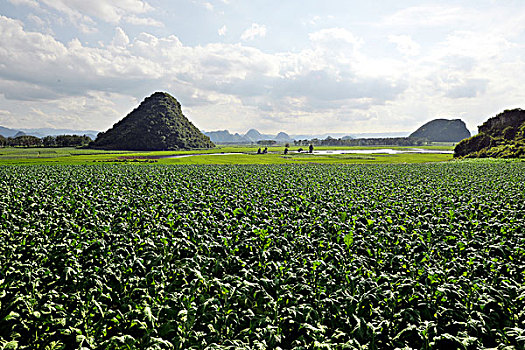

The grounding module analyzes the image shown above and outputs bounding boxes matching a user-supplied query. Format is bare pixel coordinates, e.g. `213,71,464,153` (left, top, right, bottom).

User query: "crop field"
0,146,453,165
0,161,524,349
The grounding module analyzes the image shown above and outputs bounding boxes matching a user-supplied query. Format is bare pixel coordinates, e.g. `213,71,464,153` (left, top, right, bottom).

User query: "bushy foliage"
6,135,43,147
90,92,214,151
1,163,524,349
454,109,525,158
42,135,92,147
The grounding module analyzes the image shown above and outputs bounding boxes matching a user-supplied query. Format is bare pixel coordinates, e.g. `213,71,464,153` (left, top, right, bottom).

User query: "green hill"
409,119,471,142
454,109,525,158
90,92,214,151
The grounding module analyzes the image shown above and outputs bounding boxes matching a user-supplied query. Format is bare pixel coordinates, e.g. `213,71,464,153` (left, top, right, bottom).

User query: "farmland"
1,161,524,349
0,146,453,165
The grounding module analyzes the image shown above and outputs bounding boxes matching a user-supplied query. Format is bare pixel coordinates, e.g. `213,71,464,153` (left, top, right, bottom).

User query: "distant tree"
294,137,426,147
257,140,277,146
9,135,43,147
0,135,6,147
55,135,92,147
42,136,57,147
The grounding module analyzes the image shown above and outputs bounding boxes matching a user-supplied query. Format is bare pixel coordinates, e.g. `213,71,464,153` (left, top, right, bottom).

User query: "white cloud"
309,28,360,46
124,15,164,27
389,35,420,56
111,27,130,48
0,14,410,132
7,0,38,8
241,23,267,41
33,0,154,31
308,28,363,61
2,0,525,134
384,5,467,27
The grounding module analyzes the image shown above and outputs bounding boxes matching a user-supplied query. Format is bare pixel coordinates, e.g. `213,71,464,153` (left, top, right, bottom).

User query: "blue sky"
1,0,524,134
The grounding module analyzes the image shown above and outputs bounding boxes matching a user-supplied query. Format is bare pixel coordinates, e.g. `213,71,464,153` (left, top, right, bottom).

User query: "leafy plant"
0,162,524,348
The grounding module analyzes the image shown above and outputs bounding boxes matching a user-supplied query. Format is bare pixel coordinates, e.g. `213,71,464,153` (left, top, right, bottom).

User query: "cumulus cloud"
12,0,158,31
241,23,267,41
111,27,130,48
42,0,153,23
7,0,38,8
445,79,488,99
309,28,361,46
384,5,467,27
218,25,227,36
124,15,163,27
0,16,161,100
389,35,420,56
0,15,410,131
2,0,525,134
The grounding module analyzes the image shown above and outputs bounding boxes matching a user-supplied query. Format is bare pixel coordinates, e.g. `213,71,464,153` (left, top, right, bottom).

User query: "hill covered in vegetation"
90,92,214,151
409,119,471,142
454,109,525,158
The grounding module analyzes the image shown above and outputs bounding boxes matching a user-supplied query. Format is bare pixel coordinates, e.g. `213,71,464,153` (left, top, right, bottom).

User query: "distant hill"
275,131,292,141
204,129,411,144
204,129,290,144
0,126,98,139
409,119,471,142
204,130,249,144
20,128,99,139
0,126,22,138
90,92,214,151
245,129,264,142
454,109,525,158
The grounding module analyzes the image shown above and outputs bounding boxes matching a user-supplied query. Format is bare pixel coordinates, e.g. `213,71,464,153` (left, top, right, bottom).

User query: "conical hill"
90,92,214,151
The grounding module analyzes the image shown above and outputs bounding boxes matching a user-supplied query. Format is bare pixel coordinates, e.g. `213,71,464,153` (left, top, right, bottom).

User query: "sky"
0,0,524,135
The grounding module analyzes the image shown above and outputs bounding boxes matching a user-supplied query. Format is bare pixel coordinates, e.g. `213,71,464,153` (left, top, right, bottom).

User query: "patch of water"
309,148,453,155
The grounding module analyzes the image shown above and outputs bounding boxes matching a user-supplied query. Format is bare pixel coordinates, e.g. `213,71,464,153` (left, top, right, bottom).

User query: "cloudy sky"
1,0,524,134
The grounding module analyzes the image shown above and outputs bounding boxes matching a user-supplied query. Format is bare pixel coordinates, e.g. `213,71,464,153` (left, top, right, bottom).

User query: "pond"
308,148,454,155
126,148,453,160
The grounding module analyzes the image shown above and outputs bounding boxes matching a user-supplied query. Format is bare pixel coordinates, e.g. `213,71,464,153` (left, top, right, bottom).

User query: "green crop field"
0,146,453,165
1,161,524,349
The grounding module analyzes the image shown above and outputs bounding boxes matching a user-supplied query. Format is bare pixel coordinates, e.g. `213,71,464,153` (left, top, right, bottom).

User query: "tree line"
294,137,427,147
0,134,92,148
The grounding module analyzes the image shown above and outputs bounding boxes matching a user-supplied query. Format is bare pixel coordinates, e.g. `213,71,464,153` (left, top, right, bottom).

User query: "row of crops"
0,162,524,349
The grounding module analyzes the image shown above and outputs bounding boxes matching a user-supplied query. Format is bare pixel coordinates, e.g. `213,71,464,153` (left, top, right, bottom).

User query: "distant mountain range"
1,124,477,144
0,126,99,139
0,126,22,138
2,124,411,143
202,129,419,144
204,129,294,144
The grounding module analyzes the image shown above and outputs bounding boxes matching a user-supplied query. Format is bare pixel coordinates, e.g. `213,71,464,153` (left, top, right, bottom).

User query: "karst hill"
90,92,214,151
454,108,525,158
409,119,471,142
